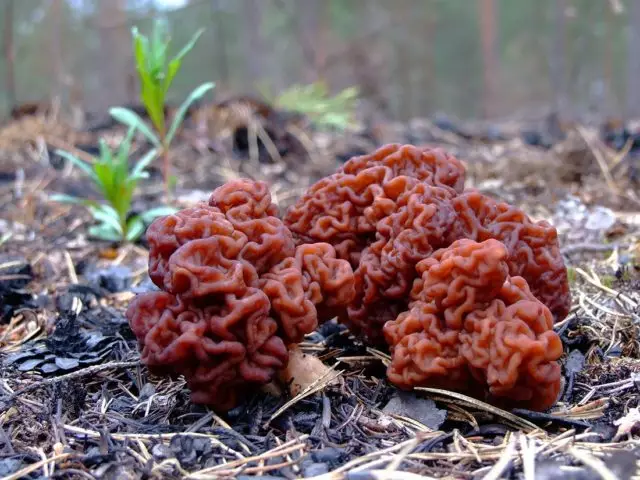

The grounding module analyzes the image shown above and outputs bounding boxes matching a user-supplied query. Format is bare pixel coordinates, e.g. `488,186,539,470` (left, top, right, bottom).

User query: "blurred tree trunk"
603,1,624,115
604,2,613,103
3,0,16,108
243,0,265,90
49,0,64,102
96,0,130,111
479,0,499,118
210,0,229,89
628,0,640,118
550,0,567,114
296,0,328,84
395,0,413,119
420,3,437,116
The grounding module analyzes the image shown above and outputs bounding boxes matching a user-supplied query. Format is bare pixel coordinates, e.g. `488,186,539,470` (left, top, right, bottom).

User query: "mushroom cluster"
283,143,570,410
126,180,355,410
384,238,563,411
285,145,569,345
127,144,571,411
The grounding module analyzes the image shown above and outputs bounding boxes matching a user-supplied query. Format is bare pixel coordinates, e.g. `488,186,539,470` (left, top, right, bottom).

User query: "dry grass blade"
265,366,343,426
307,436,438,480
482,435,517,480
63,250,78,284
63,424,245,459
249,117,284,166
519,433,535,480
335,355,379,364
0,310,45,350
608,135,633,176
8,360,140,399
366,347,391,367
415,387,539,432
383,436,422,472
574,267,637,309
574,125,619,195
382,412,436,433
346,471,437,480
1,453,71,480
564,398,609,416
185,435,308,478
286,123,323,165
447,403,479,429
568,447,618,480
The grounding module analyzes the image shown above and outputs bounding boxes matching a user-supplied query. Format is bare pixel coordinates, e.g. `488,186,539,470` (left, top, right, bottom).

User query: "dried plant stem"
2,453,71,480
8,360,140,400
575,126,618,195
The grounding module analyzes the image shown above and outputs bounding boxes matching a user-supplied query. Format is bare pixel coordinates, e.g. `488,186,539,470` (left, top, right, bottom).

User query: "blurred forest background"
0,0,638,123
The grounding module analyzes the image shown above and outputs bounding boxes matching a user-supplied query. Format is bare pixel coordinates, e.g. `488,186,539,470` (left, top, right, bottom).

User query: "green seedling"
266,81,359,131
110,18,214,196
50,126,177,243
600,274,616,289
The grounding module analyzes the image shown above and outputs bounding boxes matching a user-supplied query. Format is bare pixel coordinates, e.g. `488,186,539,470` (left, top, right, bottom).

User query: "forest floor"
0,108,640,479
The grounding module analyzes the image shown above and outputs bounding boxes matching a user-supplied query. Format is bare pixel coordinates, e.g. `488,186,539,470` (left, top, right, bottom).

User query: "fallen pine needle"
266,366,343,426
568,447,618,480
415,387,539,432
1,453,71,480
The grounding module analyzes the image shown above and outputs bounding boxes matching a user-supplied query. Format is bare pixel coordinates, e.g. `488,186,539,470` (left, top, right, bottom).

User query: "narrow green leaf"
112,126,136,197
106,173,134,224
153,44,169,84
49,193,96,207
164,58,182,95
152,45,169,80
89,223,123,242
140,206,178,224
112,179,135,223
92,203,122,222
98,139,113,165
165,82,215,145
132,28,150,76
117,124,137,162
139,85,165,135
136,61,155,99
125,216,146,242
0,232,12,247
151,18,169,71
164,28,204,94
88,205,123,234
109,107,160,147
54,149,98,182
170,28,204,66
93,162,115,202
130,148,158,178
131,171,150,181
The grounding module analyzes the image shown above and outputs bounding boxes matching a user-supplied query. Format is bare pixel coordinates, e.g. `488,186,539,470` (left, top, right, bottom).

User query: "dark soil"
1,108,639,479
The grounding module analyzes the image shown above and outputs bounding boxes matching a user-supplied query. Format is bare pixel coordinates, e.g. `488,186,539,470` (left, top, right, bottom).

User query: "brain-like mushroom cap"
127,288,286,410
127,179,355,411
346,184,460,343
146,206,237,289
339,143,466,193
383,239,563,411
284,146,570,346
451,191,571,320
283,144,467,265
208,177,279,221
